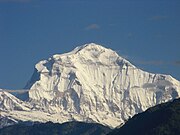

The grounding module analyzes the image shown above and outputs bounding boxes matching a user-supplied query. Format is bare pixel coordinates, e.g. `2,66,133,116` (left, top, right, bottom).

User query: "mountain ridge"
0,121,111,135
108,98,180,135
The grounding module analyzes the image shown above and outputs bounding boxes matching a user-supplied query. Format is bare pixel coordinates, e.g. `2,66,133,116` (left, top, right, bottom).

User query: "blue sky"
0,0,180,89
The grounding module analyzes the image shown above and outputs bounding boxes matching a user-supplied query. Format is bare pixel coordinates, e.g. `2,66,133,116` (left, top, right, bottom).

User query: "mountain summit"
0,43,180,128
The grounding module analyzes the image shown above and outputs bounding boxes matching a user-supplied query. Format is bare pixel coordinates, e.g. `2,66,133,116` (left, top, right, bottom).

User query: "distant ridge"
0,121,111,135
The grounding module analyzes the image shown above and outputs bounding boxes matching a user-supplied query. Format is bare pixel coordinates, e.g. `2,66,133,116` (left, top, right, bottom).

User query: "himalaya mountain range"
0,43,180,129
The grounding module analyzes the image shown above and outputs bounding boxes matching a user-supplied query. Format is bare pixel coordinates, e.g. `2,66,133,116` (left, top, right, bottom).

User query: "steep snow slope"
0,91,31,111
1,43,180,128
0,91,81,125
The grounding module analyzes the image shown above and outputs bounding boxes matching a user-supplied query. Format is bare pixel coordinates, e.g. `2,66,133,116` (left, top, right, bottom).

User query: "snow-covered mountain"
0,43,180,128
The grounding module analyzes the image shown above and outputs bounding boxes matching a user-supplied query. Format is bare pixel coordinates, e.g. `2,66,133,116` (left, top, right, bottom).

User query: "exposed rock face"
0,43,180,128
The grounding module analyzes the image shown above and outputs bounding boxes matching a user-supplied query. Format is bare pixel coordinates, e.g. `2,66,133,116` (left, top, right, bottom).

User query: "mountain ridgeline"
0,121,111,135
0,43,180,128
108,98,180,135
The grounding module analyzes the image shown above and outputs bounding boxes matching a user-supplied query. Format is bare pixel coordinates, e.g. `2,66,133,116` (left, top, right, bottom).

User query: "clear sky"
0,0,180,89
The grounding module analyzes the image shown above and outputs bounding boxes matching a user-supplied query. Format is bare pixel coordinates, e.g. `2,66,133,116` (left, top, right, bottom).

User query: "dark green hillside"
0,121,111,135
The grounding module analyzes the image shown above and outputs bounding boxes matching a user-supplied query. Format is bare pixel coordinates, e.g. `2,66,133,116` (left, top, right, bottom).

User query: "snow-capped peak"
1,43,180,128
54,43,116,56
35,43,133,74
52,43,120,62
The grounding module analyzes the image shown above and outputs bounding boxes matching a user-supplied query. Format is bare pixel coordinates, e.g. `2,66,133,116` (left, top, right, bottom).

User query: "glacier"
0,43,180,128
